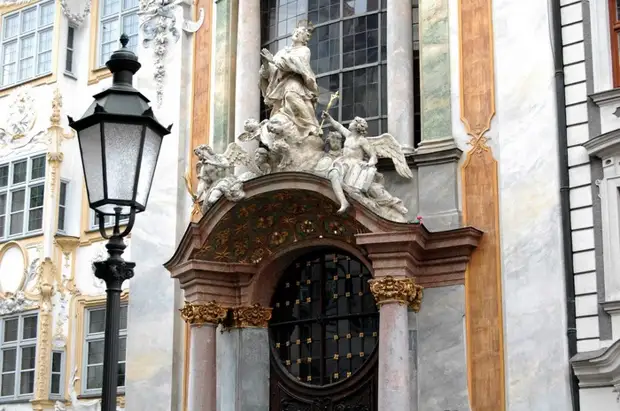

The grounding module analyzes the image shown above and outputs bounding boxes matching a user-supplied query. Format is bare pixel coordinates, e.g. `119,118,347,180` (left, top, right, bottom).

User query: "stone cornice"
590,88,620,107
583,129,620,159
571,340,620,388
355,227,483,287
602,300,620,315
414,137,463,166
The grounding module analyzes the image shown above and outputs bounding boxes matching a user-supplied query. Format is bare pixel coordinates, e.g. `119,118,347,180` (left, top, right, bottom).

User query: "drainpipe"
550,0,580,409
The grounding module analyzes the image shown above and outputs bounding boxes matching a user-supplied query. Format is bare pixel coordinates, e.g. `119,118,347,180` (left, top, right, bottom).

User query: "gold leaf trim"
179,301,227,325
368,276,424,312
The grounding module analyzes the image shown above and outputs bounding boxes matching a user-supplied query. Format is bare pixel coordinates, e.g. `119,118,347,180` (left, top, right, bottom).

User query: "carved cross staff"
318,91,340,130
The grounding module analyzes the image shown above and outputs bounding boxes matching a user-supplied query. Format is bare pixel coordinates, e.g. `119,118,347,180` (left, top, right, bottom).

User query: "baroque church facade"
0,0,616,410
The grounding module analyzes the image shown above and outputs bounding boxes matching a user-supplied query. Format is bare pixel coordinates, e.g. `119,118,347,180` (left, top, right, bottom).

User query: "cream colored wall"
0,1,142,409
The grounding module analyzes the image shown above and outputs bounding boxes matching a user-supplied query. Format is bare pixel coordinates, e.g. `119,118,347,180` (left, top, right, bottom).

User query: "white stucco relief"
191,21,413,222
139,0,204,106
0,86,46,158
59,0,92,26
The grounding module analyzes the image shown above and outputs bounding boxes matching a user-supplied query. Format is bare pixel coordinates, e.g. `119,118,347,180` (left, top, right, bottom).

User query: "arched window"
269,250,379,386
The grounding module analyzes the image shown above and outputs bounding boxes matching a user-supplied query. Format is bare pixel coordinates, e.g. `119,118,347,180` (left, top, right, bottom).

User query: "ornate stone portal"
170,17,484,411
190,21,414,223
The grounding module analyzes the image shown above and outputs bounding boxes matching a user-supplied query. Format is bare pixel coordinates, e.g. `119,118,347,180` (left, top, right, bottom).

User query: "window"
0,313,38,399
0,155,46,239
58,181,68,233
98,0,139,67
83,306,127,394
50,351,64,397
0,1,55,87
65,26,75,74
90,211,129,231
611,0,620,87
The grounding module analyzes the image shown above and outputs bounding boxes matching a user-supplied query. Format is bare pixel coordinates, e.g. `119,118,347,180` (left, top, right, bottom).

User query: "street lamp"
69,34,171,411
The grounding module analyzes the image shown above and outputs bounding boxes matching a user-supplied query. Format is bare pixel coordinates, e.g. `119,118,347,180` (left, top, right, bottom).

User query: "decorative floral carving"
179,301,227,325
193,190,368,264
231,303,272,328
53,292,69,348
59,0,92,27
368,276,424,312
0,291,37,315
139,0,204,106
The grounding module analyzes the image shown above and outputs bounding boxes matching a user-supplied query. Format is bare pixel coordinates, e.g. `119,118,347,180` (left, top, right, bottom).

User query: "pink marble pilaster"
378,302,410,410
188,324,217,411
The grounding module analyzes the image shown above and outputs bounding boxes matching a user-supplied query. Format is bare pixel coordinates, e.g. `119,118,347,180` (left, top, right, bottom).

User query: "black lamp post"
69,34,171,411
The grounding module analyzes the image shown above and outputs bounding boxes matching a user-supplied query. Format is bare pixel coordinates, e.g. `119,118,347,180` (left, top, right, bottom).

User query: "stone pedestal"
414,138,463,230
369,276,423,411
180,302,227,411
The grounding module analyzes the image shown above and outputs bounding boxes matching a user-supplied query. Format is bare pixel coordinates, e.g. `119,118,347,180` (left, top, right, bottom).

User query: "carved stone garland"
368,276,423,312
59,0,92,27
139,0,205,107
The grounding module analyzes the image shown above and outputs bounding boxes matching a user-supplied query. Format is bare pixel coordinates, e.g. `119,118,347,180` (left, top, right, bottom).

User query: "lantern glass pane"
135,126,162,207
103,122,143,208
80,123,105,205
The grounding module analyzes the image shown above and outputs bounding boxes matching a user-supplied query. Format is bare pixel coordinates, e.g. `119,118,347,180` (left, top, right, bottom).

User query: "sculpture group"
194,20,413,222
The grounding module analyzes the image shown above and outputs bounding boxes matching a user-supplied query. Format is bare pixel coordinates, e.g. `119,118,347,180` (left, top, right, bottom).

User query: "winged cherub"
320,111,413,216
194,142,261,212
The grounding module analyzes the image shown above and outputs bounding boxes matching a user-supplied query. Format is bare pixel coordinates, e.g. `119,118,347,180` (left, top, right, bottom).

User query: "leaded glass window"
261,0,420,144
269,251,379,385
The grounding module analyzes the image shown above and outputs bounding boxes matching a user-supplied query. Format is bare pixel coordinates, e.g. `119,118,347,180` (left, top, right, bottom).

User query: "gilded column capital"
369,276,424,312
179,301,227,326
231,303,272,328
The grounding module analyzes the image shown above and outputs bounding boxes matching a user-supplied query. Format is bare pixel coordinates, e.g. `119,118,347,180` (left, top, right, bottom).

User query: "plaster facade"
0,0,608,410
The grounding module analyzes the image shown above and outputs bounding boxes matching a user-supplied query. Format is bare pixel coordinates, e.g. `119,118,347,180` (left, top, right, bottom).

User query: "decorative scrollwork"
139,0,204,106
368,275,424,312
179,301,227,325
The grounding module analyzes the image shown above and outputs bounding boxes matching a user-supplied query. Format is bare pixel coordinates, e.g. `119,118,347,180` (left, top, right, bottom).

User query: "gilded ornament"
179,301,227,325
231,303,272,328
368,275,424,312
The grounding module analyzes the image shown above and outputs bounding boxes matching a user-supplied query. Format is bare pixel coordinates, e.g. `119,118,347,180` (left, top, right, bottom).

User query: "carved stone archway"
165,173,482,411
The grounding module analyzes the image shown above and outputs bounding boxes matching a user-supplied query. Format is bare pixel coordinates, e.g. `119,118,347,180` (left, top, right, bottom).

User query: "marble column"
234,0,261,141
369,276,423,411
180,301,227,411
217,304,272,411
413,0,462,231
387,0,415,152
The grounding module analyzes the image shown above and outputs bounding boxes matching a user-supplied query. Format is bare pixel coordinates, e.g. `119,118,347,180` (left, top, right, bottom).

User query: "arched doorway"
269,249,378,411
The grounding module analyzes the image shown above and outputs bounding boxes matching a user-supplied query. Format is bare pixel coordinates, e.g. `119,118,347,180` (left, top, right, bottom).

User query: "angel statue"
320,111,413,219
259,20,321,140
194,143,262,213
53,368,124,410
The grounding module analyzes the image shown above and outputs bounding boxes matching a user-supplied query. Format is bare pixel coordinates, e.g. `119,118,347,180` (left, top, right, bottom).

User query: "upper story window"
98,0,139,67
0,1,55,88
0,313,38,400
58,181,68,233
0,155,46,240
83,305,127,394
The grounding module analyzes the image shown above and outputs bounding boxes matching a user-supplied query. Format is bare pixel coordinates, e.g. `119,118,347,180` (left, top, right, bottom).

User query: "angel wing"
221,142,262,175
368,133,413,179
237,119,267,143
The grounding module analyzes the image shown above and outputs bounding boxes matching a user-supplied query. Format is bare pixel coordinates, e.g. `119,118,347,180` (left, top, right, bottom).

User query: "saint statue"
259,20,320,140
